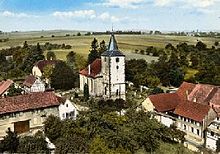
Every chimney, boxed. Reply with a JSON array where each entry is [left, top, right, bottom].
[[88, 65, 91, 75]]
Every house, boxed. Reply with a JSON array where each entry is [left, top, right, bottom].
[[23, 75, 45, 93], [58, 98, 79, 120], [142, 82, 219, 151], [32, 60, 58, 77], [0, 79, 13, 97], [205, 88, 220, 151], [0, 92, 62, 139], [79, 34, 126, 100]]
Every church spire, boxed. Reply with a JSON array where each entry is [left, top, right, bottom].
[[108, 34, 118, 51], [101, 33, 124, 57]]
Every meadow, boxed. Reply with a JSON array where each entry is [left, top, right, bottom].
[[0, 30, 219, 62]]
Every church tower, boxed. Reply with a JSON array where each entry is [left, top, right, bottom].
[[101, 34, 126, 100]]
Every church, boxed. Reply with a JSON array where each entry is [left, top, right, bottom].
[[79, 34, 126, 100]]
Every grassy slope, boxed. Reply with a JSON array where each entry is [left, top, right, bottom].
[[1, 32, 219, 62]]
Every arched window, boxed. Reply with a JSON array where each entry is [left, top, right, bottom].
[[116, 66, 119, 69], [116, 57, 119, 62]]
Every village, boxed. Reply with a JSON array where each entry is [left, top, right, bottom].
[[0, 32, 219, 153]]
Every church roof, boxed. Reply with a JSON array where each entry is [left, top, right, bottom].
[[79, 59, 101, 78], [101, 34, 125, 57]]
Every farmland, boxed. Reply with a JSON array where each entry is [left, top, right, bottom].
[[0, 30, 220, 62]]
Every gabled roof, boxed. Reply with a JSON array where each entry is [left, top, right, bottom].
[[0, 79, 13, 95], [0, 92, 62, 115], [147, 81, 219, 122], [101, 34, 125, 57], [209, 88, 220, 106], [176, 82, 196, 100], [23, 75, 36, 87], [149, 93, 180, 112], [79, 58, 101, 78], [188, 84, 216, 105], [34, 60, 58, 71], [174, 101, 210, 122]]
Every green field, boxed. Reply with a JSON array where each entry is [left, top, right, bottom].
[[1, 30, 220, 62]]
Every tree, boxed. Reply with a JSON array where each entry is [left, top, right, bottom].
[[77, 32, 81, 36], [66, 51, 76, 70], [44, 115, 62, 142], [46, 51, 56, 60], [214, 41, 219, 46], [50, 61, 77, 90], [150, 87, 164, 95], [7, 84, 23, 97], [2, 128, 19, 153], [98, 40, 107, 57], [196, 41, 207, 51], [88, 38, 99, 64], [17, 131, 48, 153], [22, 43, 45, 73], [84, 83, 89, 101], [75, 54, 87, 70], [43, 64, 54, 88]]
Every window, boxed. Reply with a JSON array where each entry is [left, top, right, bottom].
[[116, 66, 119, 69], [217, 126, 219, 129], [197, 129, 200, 135], [66, 104, 68, 107], [211, 131, 214, 136], [70, 111, 75, 118], [191, 127, 194, 133], [105, 87, 107, 95], [184, 125, 186, 130], [116, 89, 118, 96], [116, 58, 119, 62], [104, 57, 106, 62]]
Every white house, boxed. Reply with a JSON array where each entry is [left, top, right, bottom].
[[23, 75, 45, 93], [79, 34, 126, 100], [58, 99, 78, 120]]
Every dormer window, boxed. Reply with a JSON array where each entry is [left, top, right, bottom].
[[116, 58, 119, 62]]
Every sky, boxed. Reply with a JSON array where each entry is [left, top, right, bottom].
[[0, 0, 220, 32]]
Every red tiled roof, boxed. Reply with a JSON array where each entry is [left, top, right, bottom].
[[79, 59, 101, 78], [205, 88, 219, 105], [174, 101, 210, 122], [176, 82, 196, 100], [23, 75, 36, 87], [149, 93, 180, 112], [0, 92, 61, 115], [34, 60, 58, 71], [147, 82, 219, 121], [0, 79, 13, 95], [188, 84, 216, 105]]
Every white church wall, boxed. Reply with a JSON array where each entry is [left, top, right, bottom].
[[110, 56, 126, 99]]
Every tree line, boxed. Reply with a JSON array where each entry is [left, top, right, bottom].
[[126, 41, 220, 88]]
